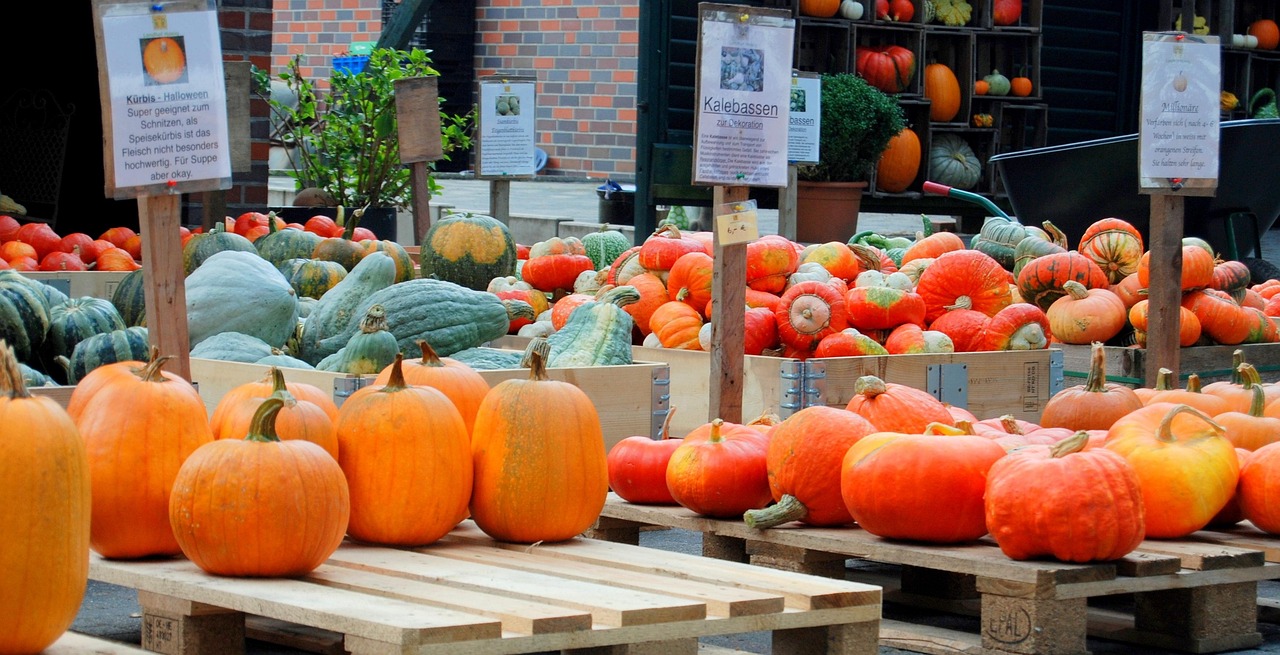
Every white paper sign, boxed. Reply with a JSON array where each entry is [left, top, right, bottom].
[[1138, 33, 1220, 190], [787, 72, 821, 165], [477, 78, 537, 178], [101, 8, 231, 195], [693, 8, 794, 188]]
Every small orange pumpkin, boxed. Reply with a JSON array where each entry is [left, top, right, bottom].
[[1009, 76, 1033, 97], [798, 0, 841, 17]]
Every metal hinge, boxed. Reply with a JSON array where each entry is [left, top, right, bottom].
[[332, 376, 371, 407], [650, 365, 671, 438], [778, 358, 805, 417], [801, 359, 826, 409], [926, 363, 968, 408]]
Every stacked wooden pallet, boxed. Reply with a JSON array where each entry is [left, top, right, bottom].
[[88, 521, 881, 655], [591, 494, 1280, 655]]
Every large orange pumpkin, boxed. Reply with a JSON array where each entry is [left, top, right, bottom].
[[875, 128, 922, 193], [666, 418, 772, 518], [1249, 19, 1279, 50], [338, 354, 473, 546], [211, 367, 339, 460], [0, 341, 91, 652], [470, 339, 608, 543], [372, 339, 490, 437], [844, 374, 954, 433], [923, 63, 961, 122], [1039, 341, 1143, 431], [169, 398, 350, 576]]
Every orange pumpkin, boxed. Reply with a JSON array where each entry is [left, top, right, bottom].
[[1238, 442, 1280, 533], [745, 234, 800, 293], [470, 339, 608, 543], [1009, 76, 1033, 97], [1128, 298, 1202, 347], [775, 280, 848, 352], [800, 241, 862, 282], [1046, 280, 1127, 344], [372, 339, 491, 437], [1182, 288, 1251, 346], [923, 64, 962, 122], [1137, 244, 1215, 292], [650, 300, 705, 350], [1039, 341, 1143, 431], [621, 271, 669, 335], [1249, 19, 1279, 50], [666, 418, 772, 518], [1216, 381, 1280, 451], [0, 341, 90, 652], [72, 355, 214, 559], [744, 405, 877, 528], [916, 249, 1013, 323], [142, 36, 186, 84], [1104, 402, 1240, 538], [212, 367, 339, 460], [844, 374, 954, 433], [666, 250, 715, 311], [1078, 217, 1145, 284], [875, 127, 922, 193], [973, 79, 990, 95], [169, 398, 350, 576], [798, 0, 840, 17]]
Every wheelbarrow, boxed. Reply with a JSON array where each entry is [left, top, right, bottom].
[[985, 118, 1280, 280]]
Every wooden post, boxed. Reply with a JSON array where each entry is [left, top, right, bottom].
[[709, 186, 750, 424], [776, 164, 798, 240], [394, 76, 444, 245], [1145, 194, 1184, 385], [489, 179, 512, 223], [138, 194, 192, 380]]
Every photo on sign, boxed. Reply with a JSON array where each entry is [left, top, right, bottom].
[[140, 35, 188, 86], [720, 47, 764, 92], [790, 87, 806, 112], [496, 94, 521, 116]]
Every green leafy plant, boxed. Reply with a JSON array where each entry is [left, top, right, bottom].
[[798, 72, 905, 183], [252, 48, 474, 211]]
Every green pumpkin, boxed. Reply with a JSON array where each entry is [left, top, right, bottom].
[[928, 133, 983, 191], [44, 296, 127, 364], [546, 285, 639, 367], [1012, 234, 1066, 278], [65, 326, 149, 384], [316, 304, 400, 374], [182, 226, 258, 275], [581, 226, 631, 270], [110, 268, 148, 327], [970, 216, 1034, 271], [419, 212, 517, 291], [0, 270, 53, 364], [36, 280, 69, 310], [279, 258, 349, 300], [984, 69, 1011, 96], [298, 251, 399, 365], [185, 250, 299, 349], [255, 220, 324, 267], [20, 361, 54, 387], [362, 239, 416, 283]]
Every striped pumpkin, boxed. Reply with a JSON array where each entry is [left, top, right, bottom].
[[360, 240, 416, 283], [255, 223, 324, 267], [45, 297, 126, 363], [110, 268, 148, 327], [65, 326, 150, 384], [419, 213, 517, 291], [279, 258, 348, 300], [0, 270, 53, 364]]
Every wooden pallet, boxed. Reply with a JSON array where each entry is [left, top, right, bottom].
[[47, 632, 153, 654], [590, 494, 1280, 655], [89, 521, 880, 655]]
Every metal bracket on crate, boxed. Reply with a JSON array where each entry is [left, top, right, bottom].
[[1049, 349, 1065, 398], [802, 360, 826, 409], [926, 363, 968, 408], [777, 359, 806, 417], [650, 365, 671, 439], [42, 278, 71, 297], [332, 376, 371, 407]]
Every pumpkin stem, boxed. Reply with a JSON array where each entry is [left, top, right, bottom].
[[267, 366, 300, 409], [522, 337, 552, 381], [245, 397, 286, 443], [1186, 373, 1203, 393], [1049, 431, 1091, 457], [707, 417, 725, 442], [1229, 349, 1246, 385], [138, 353, 174, 383], [920, 214, 935, 238], [1062, 280, 1089, 300], [928, 421, 970, 436], [743, 493, 808, 530], [1084, 341, 1110, 393], [1152, 367, 1174, 391], [652, 224, 680, 239], [999, 414, 1024, 435], [854, 375, 888, 397], [1249, 379, 1268, 417], [359, 304, 388, 334], [416, 339, 445, 368], [1043, 221, 1068, 248], [746, 410, 782, 430], [600, 284, 641, 309], [944, 296, 973, 311], [1240, 363, 1262, 389], [503, 298, 537, 324], [1156, 404, 1225, 443], [0, 340, 30, 399], [383, 353, 408, 390]]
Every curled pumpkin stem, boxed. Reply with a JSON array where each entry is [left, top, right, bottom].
[[1156, 404, 1225, 443], [744, 493, 807, 530]]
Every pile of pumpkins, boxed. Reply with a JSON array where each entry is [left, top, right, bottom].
[[608, 340, 1280, 565], [475, 211, 1280, 364], [1, 332, 610, 651]]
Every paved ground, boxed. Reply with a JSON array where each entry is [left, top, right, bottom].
[[72, 175, 1280, 653]]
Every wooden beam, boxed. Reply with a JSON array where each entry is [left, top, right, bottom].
[[709, 186, 750, 425], [377, 0, 437, 51], [138, 193, 192, 381], [1145, 194, 1184, 385]]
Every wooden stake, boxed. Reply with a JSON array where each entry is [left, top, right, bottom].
[[1146, 194, 1184, 385], [709, 185, 750, 424], [489, 179, 512, 223], [394, 76, 444, 244], [776, 164, 798, 241], [138, 194, 191, 381]]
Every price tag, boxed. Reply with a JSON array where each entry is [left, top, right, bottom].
[[715, 201, 759, 245]]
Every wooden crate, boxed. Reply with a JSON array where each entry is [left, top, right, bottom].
[[19, 271, 131, 300], [1057, 343, 1280, 388], [189, 356, 664, 452], [591, 494, 1280, 655], [89, 521, 882, 655]]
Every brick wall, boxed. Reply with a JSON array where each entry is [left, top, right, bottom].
[[267, 0, 638, 182], [211, 0, 277, 222]]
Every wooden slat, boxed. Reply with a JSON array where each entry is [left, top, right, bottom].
[[1197, 523, 1280, 563], [1133, 540, 1266, 571], [48, 633, 153, 655]]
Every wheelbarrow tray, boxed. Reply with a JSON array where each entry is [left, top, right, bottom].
[[990, 118, 1280, 259]]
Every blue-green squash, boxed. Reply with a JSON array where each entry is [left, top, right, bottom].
[[419, 212, 517, 291], [361, 240, 415, 283], [182, 226, 257, 275], [255, 353, 315, 369], [0, 270, 53, 364], [546, 285, 639, 367], [45, 297, 127, 363], [928, 133, 983, 191], [185, 250, 299, 349], [316, 304, 399, 374], [111, 268, 148, 327], [36, 280, 69, 310], [329, 278, 512, 358], [64, 326, 150, 384], [255, 220, 324, 267], [279, 258, 348, 300], [189, 331, 276, 363], [298, 251, 398, 365]]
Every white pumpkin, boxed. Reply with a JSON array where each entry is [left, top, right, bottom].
[[839, 0, 864, 20]]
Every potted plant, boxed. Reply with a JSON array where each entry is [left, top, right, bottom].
[[253, 47, 474, 240], [795, 71, 905, 243]]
